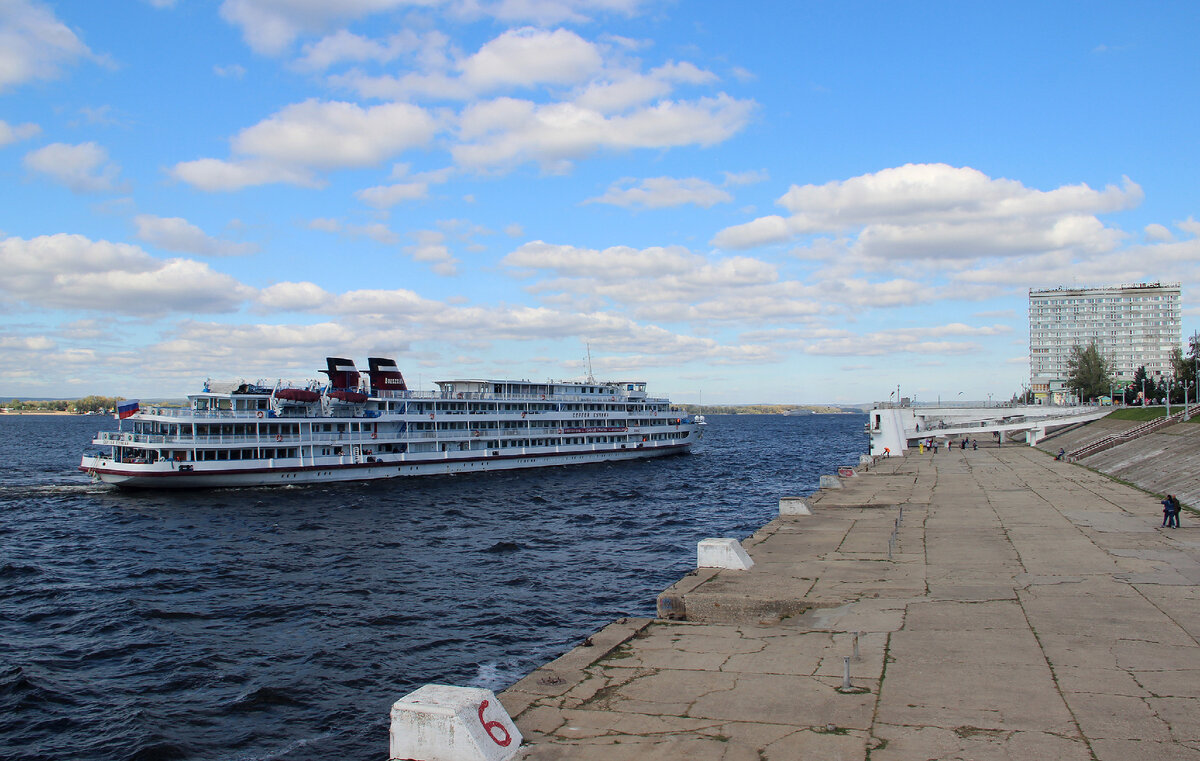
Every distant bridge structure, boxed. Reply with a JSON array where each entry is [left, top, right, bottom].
[[867, 404, 1111, 457]]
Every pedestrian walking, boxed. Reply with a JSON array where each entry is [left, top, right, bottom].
[[1169, 495, 1181, 528], [1162, 496, 1173, 527]]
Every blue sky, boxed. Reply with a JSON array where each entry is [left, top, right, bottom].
[[2, 0, 1198, 404]]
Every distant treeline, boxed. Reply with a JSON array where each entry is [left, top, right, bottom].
[[677, 404, 855, 415], [2, 395, 125, 413]]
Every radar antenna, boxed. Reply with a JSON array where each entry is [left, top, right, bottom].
[[585, 343, 595, 383]]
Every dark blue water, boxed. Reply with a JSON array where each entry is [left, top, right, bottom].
[[0, 413, 866, 761]]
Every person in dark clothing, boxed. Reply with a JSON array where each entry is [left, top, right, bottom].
[[1168, 495, 1181, 528], [1162, 497, 1174, 527]]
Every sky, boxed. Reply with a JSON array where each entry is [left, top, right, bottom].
[[1, 0, 1198, 404]]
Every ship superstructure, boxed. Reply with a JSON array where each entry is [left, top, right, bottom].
[[80, 357, 703, 488]]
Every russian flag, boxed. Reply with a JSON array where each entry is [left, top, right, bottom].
[[116, 400, 140, 419]]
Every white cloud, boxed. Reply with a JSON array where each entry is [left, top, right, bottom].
[[712, 164, 1143, 262], [257, 281, 333, 311], [585, 176, 732, 209], [1177, 217, 1200, 237], [0, 234, 252, 314], [0, 119, 40, 146], [0, 0, 94, 92], [723, 169, 768, 186], [800, 323, 1009, 357], [1143, 223, 1173, 242], [454, 93, 754, 172], [213, 63, 246, 78], [356, 182, 430, 208], [220, 0, 646, 56], [407, 229, 459, 275], [460, 27, 602, 91], [306, 217, 399, 244], [172, 99, 438, 191], [134, 214, 258, 256], [23, 142, 124, 193], [355, 165, 452, 208], [294, 28, 419, 71]]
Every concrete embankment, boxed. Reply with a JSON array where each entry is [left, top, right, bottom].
[[1038, 414, 1200, 510], [498, 443, 1200, 760]]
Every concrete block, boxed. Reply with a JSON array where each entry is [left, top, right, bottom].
[[820, 474, 843, 489], [779, 496, 812, 515], [859, 454, 875, 467], [697, 538, 754, 570], [390, 684, 522, 761], [837, 466, 859, 478]]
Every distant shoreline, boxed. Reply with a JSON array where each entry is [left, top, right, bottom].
[[0, 411, 87, 416]]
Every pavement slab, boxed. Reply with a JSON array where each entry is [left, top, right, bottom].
[[502, 442, 1200, 760]]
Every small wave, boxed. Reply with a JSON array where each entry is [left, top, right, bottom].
[[230, 686, 307, 712], [482, 541, 523, 554], [125, 739, 191, 761], [365, 613, 417, 626], [0, 563, 41, 579], [229, 730, 335, 761], [141, 608, 213, 621], [468, 661, 525, 690]]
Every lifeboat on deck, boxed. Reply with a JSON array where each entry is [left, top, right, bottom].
[[328, 390, 368, 404], [275, 388, 321, 403]]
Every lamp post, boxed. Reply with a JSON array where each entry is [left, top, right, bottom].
[[1166, 374, 1172, 417]]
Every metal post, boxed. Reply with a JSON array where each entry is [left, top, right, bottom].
[[853, 631, 861, 661], [842, 656, 853, 690]]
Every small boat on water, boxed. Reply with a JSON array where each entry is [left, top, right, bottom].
[[80, 357, 704, 488]]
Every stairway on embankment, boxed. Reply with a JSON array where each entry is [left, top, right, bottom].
[[1037, 414, 1200, 509]]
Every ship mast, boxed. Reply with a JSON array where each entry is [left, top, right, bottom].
[[585, 343, 595, 383]]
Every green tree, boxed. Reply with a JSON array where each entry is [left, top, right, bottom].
[[1066, 342, 1113, 403]]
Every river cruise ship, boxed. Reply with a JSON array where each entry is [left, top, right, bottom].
[[80, 357, 704, 488]]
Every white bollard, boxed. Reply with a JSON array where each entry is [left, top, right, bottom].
[[697, 538, 754, 570], [779, 496, 812, 516], [819, 474, 843, 489], [389, 684, 522, 761]]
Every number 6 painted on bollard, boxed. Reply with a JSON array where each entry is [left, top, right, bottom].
[[478, 700, 511, 747]]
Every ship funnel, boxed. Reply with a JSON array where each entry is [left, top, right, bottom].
[[368, 357, 407, 394], [321, 357, 360, 391]]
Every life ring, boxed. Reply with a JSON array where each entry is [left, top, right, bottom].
[[429, 413, 435, 419], [473, 430, 480, 437], [275, 434, 283, 442], [371, 432, 377, 439], [540, 395, 545, 400], [256, 411, 264, 418], [557, 428, 563, 434], [610, 396, 615, 401]]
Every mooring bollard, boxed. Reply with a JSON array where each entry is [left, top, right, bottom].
[[842, 656, 853, 691], [697, 538, 754, 570], [819, 474, 843, 489], [778, 496, 812, 516], [389, 684, 522, 761]]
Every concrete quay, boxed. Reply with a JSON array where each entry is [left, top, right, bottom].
[[498, 443, 1200, 760]]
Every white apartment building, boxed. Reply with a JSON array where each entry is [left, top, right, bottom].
[[1029, 282, 1181, 401]]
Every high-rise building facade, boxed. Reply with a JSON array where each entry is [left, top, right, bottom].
[[1029, 282, 1182, 400]]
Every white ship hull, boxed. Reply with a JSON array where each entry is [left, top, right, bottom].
[[81, 441, 692, 489], [80, 356, 703, 489]]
